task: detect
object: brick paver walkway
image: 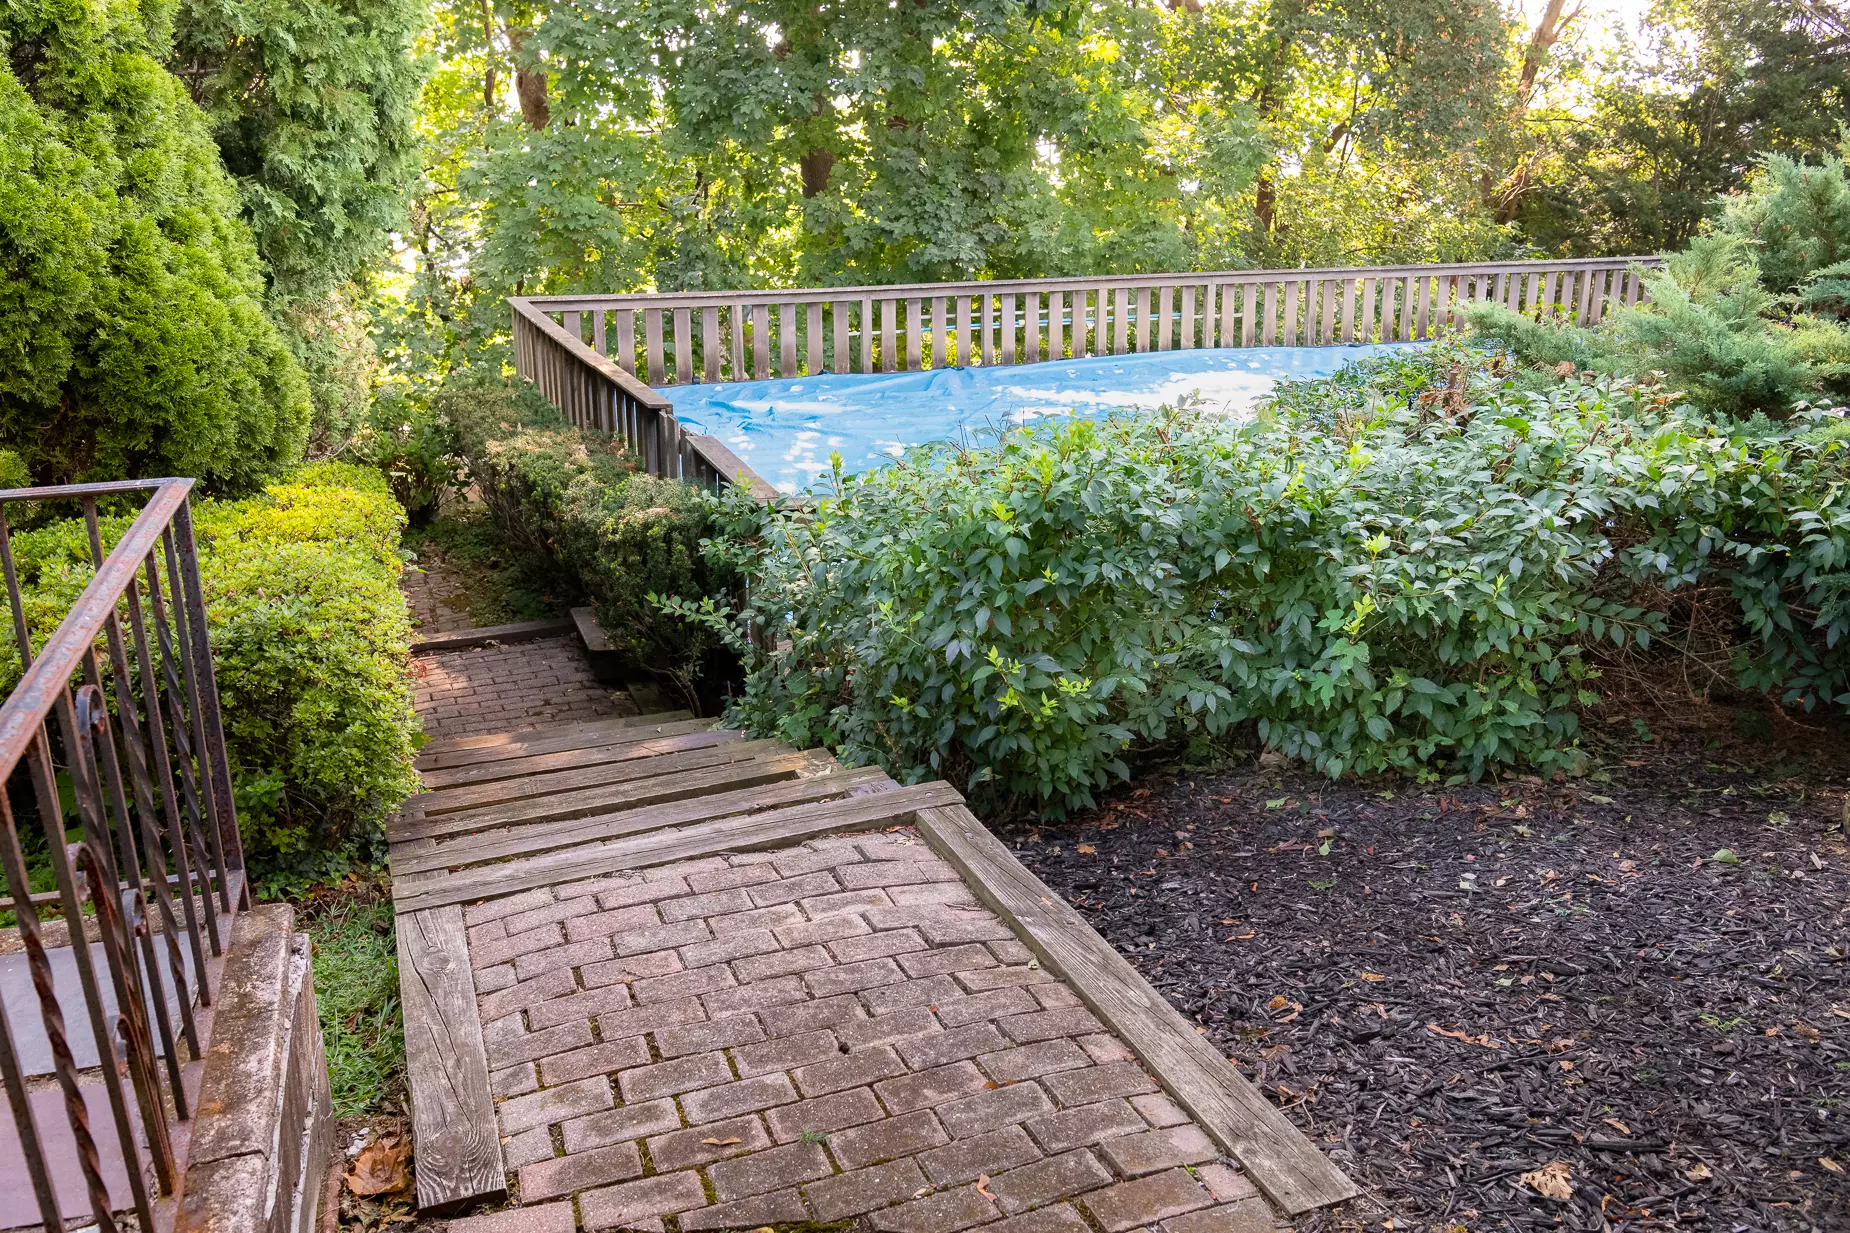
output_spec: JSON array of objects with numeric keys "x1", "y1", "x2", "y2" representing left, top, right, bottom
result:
[
  {"x1": 414, "y1": 637, "x2": 639, "y2": 744},
  {"x1": 405, "y1": 552, "x2": 481, "y2": 635},
  {"x1": 451, "y1": 832, "x2": 1285, "y2": 1233}
]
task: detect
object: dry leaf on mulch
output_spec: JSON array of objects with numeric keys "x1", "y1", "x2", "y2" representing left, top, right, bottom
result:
[
  {"x1": 346, "y1": 1133, "x2": 413, "y2": 1197},
  {"x1": 1519, "y1": 1160, "x2": 1574, "y2": 1201}
]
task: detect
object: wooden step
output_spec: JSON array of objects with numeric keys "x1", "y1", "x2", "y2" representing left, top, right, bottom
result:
[
  {"x1": 390, "y1": 764, "x2": 892, "y2": 876},
  {"x1": 396, "y1": 740, "x2": 790, "y2": 836},
  {"x1": 415, "y1": 717, "x2": 715, "y2": 773},
  {"x1": 397, "y1": 906, "x2": 505, "y2": 1214},
  {"x1": 417, "y1": 710, "x2": 694, "y2": 758},
  {"x1": 393, "y1": 780, "x2": 966, "y2": 913},
  {"x1": 392, "y1": 748, "x2": 836, "y2": 847},
  {"x1": 418, "y1": 729, "x2": 742, "y2": 792}
]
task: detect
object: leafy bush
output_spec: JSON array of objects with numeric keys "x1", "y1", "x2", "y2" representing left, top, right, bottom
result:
[
  {"x1": 0, "y1": 0, "x2": 310, "y2": 493},
  {"x1": 448, "y1": 376, "x2": 739, "y2": 711},
  {"x1": 687, "y1": 346, "x2": 1850, "y2": 816},
  {"x1": 0, "y1": 465, "x2": 420, "y2": 884}
]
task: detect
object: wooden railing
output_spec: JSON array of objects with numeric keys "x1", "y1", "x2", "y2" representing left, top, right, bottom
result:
[{"x1": 511, "y1": 255, "x2": 1658, "y2": 490}]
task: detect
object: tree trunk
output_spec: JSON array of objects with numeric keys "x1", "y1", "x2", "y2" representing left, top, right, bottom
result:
[
  {"x1": 800, "y1": 149, "x2": 836, "y2": 198},
  {"x1": 506, "y1": 26, "x2": 550, "y2": 130}
]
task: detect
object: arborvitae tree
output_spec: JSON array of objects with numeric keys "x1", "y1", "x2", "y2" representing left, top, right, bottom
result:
[
  {"x1": 0, "y1": 0, "x2": 310, "y2": 492},
  {"x1": 170, "y1": 0, "x2": 425, "y2": 301}
]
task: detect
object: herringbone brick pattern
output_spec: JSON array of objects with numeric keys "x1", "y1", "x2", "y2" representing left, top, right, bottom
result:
[{"x1": 461, "y1": 831, "x2": 1283, "y2": 1233}]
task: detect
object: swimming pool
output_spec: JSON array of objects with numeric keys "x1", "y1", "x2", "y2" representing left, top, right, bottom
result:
[{"x1": 665, "y1": 343, "x2": 1415, "y2": 493}]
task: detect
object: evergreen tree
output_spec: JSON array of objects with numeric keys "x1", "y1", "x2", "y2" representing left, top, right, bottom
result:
[{"x1": 0, "y1": 0, "x2": 310, "y2": 491}]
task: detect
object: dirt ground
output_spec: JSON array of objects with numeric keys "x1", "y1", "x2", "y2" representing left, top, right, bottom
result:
[{"x1": 1005, "y1": 703, "x2": 1850, "y2": 1232}]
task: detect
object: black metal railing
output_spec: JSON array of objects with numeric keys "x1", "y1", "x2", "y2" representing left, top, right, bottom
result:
[{"x1": 0, "y1": 479, "x2": 245, "y2": 1233}]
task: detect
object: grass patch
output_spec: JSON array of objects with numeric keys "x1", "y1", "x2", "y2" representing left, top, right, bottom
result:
[
  {"x1": 300, "y1": 875, "x2": 405, "y2": 1117},
  {"x1": 404, "y1": 505, "x2": 578, "y2": 627}
]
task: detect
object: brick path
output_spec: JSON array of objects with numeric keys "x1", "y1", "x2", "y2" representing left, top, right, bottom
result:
[
  {"x1": 446, "y1": 832, "x2": 1287, "y2": 1233},
  {"x1": 405, "y1": 552, "x2": 480, "y2": 635},
  {"x1": 413, "y1": 638, "x2": 640, "y2": 744}
]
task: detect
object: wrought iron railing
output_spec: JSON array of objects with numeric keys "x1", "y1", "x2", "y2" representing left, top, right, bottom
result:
[{"x1": 0, "y1": 478, "x2": 245, "y2": 1233}]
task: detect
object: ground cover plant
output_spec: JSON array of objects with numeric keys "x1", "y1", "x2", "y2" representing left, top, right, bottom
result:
[
  {"x1": 0, "y1": 464, "x2": 421, "y2": 889},
  {"x1": 691, "y1": 341, "x2": 1850, "y2": 817},
  {"x1": 1008, "y1": 714, "x2": 1850, "y2": 1230}
]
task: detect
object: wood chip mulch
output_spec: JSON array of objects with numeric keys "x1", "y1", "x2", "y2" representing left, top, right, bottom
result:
[{"x1": 1004, "y1": 720, "x2": 1850, "y2": 1232}]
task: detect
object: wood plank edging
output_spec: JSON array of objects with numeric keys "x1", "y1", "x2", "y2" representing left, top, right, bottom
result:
[
  {"x1": 418, "y1": 710, "x2": 693, "y2": 758},
  {"x1": 395, "y1": 906, "x2": 506, "y2": 1214},
  {"x1": 393, "y1": 780, "x2": 966, "y2": 913},
  {"x1": 409, "y1": 618, "x2": 576, "y2": 655},
  {"x1": 910, "y1": 804, "x2": 1360, "y2": 1216}
]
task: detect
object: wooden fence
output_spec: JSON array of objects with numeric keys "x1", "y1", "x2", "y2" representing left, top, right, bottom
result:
[{"x1": 511, "y1": 255, "x2": 1657, "y2": 492}]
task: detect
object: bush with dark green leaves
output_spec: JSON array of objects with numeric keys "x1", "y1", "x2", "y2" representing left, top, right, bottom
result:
[
  {"x1": 0, "y1": 465, "x2": 419, "y2": 886},
  {"x1": 680, "y1": 347, "x2": 1850, "y2": 816},
  {"x1": 449, "y1": 376, "x2": 738, "y2": 712},
  {"x1": 0, "y1": 0, "x2": 310, "y2": 492}
]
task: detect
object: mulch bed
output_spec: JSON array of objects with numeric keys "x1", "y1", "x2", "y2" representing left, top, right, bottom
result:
[{"x1": 1004, "y1": 711, "x2": 1850, "y2": 1232}]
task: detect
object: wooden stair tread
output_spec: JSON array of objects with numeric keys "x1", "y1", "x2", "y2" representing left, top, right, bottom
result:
[
  {"x1": 418, "y1": 710, "x2": 694, "y2": 757},
  {"x1": 416, "y1": 716, "x2": 714, "y2": 772},
  {"x1": 393, "y1": 747, "x2": 828, "y2": 844},
  {"x1": 390, "y1": 764, "x2": 892, "y2": 876},
  {"x1": 392, "y1": 780, "x2": 965, "y2": 912},
  {"x1": 419, "y1": 729, "x2": 741, "y2": 791},
  {"x1": 396, "y1": 740, "x2": 792, "y2": 833},
  {"x1": 397, "y1": 906, "x2": 506, "y2": 1214}
]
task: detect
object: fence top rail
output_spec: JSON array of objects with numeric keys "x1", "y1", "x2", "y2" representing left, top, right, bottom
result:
[
  {"x1": 522, "y1": 255, "x2": 1666, "y2": 313},
  {"x1": 0, "y1": 477, "x2": 193, "y2": 779},
  {"x1": 511, "y1": 297, "x2": 676, "y2": 412}
]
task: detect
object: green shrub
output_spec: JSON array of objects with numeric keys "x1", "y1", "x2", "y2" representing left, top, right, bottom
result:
[
  {"x1": 685, "y1": 347, "x2": 1850, "y2": 815},
  {"x1": 1713, "y1": 149, "x2": 1850, "y2": 296},
  {"x1": 0, "y1": 465, "x2": 420, "y2": 884},
  {"x1": 0, "y1": 0, "x2": 311, "y2": 493},
  {"x1": 439, "y1": 370, "x2": 736, "y2": 709},
  {"x1": 465, "y1": 416, "x2": 739, "y2": 712},
  {"x1": 1467, "y1": 235, "x2": 1850, "y2": 419}
]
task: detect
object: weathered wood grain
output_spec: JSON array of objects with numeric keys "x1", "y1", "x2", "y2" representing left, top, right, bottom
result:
[
  {"x1": 418, "y1": 710, "x2": 690, "y2": 759},
  {"x1": 393, "y1": 740, "x2": 791, "y2": 838},
  {"x1": 390, "y1": 764, "x2": 890, "y2": 876},
  {"x1": 393, "y1": 748, "x2": 830, "y2": 847},
  {"x1": 911, "y1": 803, "x2": 1359, "y2": 1216},
  {"x1": 417, "y1": 729, "x2": 741, "y2": 792},
  {"x1": 396, "y1": 906, "x2": 505, "y2": 1214},
  {"x1": 415, "y1": 717, "x2": 713, "y2": 772},
  {"x1": 394, "y1": 780, "x2": 964, "y2": 912}
]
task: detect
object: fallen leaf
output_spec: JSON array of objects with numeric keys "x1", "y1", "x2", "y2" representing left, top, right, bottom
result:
[
  {"x1": 1076, "y1": 843, "x2": 1097, "y2": 855},
  {"x1": 1267, "y1": 994, "x2": 1289, "y2": 1011},
  {"x1": 1823, "y1": 1157, "x2": 1846, "y2": 1174},
  {"x1": 1603, "y1": 1118, "x2": 1632, "y2": 1136},
  {"x1": 976, "y1": 1175, "x2": 996, "y2": 1201},
  {"x1": 1520, "y1": 1160, "x2": 1574, "y2": 1201},
  {"x1": 1685, "y1": 1162, "x2": 1712, "y2": 1182},
  {"x1": 1426, "y1": 1023, "x2": 1501, "y2": 1049},
  {"x1": 1710, "y1": 848, "x2": 1742, "y2": 865},
  {"x1": 345, "y1": 1134, "x2": 412, "y2": 1197},
  {"x1": 700, "y1": 1137, "x2": 743, "y2": 1146},
  {"x1": 1357, "y1": 971, "x2": 1386, "y2": 982}
]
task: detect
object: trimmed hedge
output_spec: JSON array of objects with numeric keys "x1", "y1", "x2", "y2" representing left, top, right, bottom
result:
[
  {"x1": 443, "y1": 373, "x2": 738, "y2": 712},
  {"x1": 1, "y1": 464, "x2": 419, "y2": 884}
]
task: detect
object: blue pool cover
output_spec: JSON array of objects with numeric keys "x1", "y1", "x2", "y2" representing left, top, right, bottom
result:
[{"x1": 665, "y1": 343, "x2": 1415, "y2": 494}]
